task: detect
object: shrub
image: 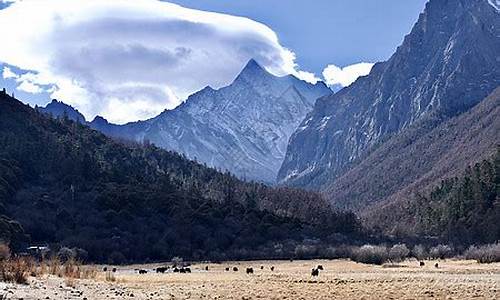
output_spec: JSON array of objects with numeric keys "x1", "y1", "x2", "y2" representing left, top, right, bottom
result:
[
  {"x1": 412, "y1": 244, "x2": 428, "y2": 260},
  {"x1": 429, "y1": 244, "x2": 454, "y2": 259},
  {"x1": 0, "y1": 258, "x2": 30, "y2": 284},
  {"x1": 81, "y1": 267, "x2": 97, "y2": 280},
  {"x1": 105, "y1": 271, "x2": 116, "y2": 282},
  {"x1": 351, "y1": 245, "x2": 388, "y2": 265},
  {"x1": 320, "y1": 245, "x2": 353, "y2": 259},
  {"x1": 294, "y1": 244, "x2": 318, "y2": 259},
  {"x1": 62, "y1": 258, "x2": 81, "y2": 278},
  {"x1": 388, "y1": 244, "x2": 410, "y2": 263},
  {"x1": 48, "y1": 256, "x2": 61, "y2": 275},
  {"x1": 171, "y1": 256, "x2": 183, "y2": 267},
  {"x1": 57, "y1": 247, "x2": 76, "y2": 263},
  {"x1": 73, "y1": 248, "x2": 89, "y2": 263},
  {"x1": 464, "y1": 244, "x2": 500, "y2": 263}
]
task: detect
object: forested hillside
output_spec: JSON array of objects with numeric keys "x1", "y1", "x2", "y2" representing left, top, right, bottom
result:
[
  {"x1": 0, "y1": 91, "x2": 362, "y2": 263},
  {"x1": 412, "y1": 148, "x2": 499, "y2": 244},
  {"x1": 327, "y1": 88, "x2": 499, "y2": 216}
]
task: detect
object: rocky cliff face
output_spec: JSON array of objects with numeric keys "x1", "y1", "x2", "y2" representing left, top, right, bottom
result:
[{"x1": 278, "y1": 0, "x2": 500, "y2": 187}]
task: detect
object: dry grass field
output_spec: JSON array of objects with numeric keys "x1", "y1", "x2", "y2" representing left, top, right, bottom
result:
[{"x1": 0, "y1": 259, "x2": 498, "y2": 299}]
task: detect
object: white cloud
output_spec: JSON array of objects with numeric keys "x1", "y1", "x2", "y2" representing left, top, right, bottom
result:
[
  {"x1": 322, "y1": 62, "x2": 374, "y2": 88},
  {"x1": 2, "y1": 66, "x2": 48, "y2": 94},
  {"x1": 17, "y1": 80, "x2": 44, "y2": 94},
  {"x1": 0, "y1": 0, "x2": 317, "y2": 123},
  {"x1": 2, "y1": 65, "x2": 52, "y2": 94},
  {"x1": 2, "y1": 66, "x2": 17, "y2": 79}
]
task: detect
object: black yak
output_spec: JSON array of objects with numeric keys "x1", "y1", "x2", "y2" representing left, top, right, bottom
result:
[
  {"x1": 246, "y1": 267, "x2": 254, "y2": 274},
  {"x1": 311, "y1": 268, "x2": 319, "y2": 277}
]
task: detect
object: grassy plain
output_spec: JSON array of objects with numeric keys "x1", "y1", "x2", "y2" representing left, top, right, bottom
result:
[{"x1": 0, "y1": 259, "x2": 498, "y2": 299}]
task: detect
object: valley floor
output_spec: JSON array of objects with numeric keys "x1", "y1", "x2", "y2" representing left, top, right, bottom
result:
[{"x1": 1, "y1": 259, "x2": 499, "y2": 299}]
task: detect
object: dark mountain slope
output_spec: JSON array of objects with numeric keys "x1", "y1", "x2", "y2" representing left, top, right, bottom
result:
[
  {"x1": 279, "y1": 0, "x2": 500, "y2": 187},
  {"x1": 0, "y1": 90, "x2": 362, "y2": 262},
  {"x1": 325, "y1": 87, "x2": 499, "y2": 221}
]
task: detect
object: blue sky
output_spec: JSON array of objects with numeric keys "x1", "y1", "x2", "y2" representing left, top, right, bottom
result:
[
  {"x1": 0, "y1": 0, "x2": 428, "y2": 123},
  {"x1": 168, "y1": 0, "x2": 428, "y2": 74}
]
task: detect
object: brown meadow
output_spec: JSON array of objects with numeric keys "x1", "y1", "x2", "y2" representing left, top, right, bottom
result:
[{"x1": 0, "y1": 259, "x2": 498, "y2": 299}]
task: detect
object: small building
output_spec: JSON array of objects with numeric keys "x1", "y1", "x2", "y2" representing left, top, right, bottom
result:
[{"x1": 26, "y1": 246, "x2": 51, "y2": 260}]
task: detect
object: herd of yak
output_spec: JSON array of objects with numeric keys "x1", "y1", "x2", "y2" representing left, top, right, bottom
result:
[
  {"x1": 102, "y1": 264, "x2": 325, "y2": 277},
  {"x1": 102, "y1": 261, "x2": 438, "y2": 278}
]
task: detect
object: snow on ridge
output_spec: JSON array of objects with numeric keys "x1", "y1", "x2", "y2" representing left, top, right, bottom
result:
[
  {"x1": 317, "y1": 116, "x2": 331, "y2": 131},
  {"x1": 488, "y1": 0, "x2": 500, "y2": 11}
]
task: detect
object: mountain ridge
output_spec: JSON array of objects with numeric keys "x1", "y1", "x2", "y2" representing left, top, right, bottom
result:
[
  {"x1": 278, "y1": 0, "x2": 500, "y2": 187},
  {"x1": 40, "y1": 59, "x2": 332, "y2": 183}
]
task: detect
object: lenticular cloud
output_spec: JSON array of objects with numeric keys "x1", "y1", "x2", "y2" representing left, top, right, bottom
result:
[{"x1": 0, "y1": 0, "x2": 315, "y2": 123}]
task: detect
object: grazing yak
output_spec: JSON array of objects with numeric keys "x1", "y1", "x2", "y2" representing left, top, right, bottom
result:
[
  {"x1": 246, "y1": 267, "x2": 254, "y2": 274},
  {"x1": 270, "y1": 266, "x2": 275, "y2": 272},
  {"x1": 138, "y1": 269, "x2": 147, "y2": 274},
  {"x1": 112, "y1": 267, "x2": 117, "y2": 273},
  {"x1": 176, "y1": 267, "x2": 191, "y2": 273},
  {"x1": 311, "y1": 268, "x2": 319, "y2": 277},
  {"x1": 317, "y1": 265, "x2": 324, "y2": 271},
  {"x1": 102, "y1": 267, "x2": 107, "y2": 272},
  {"x1": 435, "y1": 263, "x2": 439, "y2": 268},
  {"x1": 233, "y1": 267, "x2": 239, "y2": 272},
  {"x1": 419, "y1": 261, "x2": 425, "y2": 267},
  {"x1": 205, "y1": 266, "x2": 209, "y2": 271},
  {"x1": 156, "y1": 267, "x2": 169, "y2": 273},
  {"x1": 225, "y1": 267, "x2": 230, "y2": 271}
]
